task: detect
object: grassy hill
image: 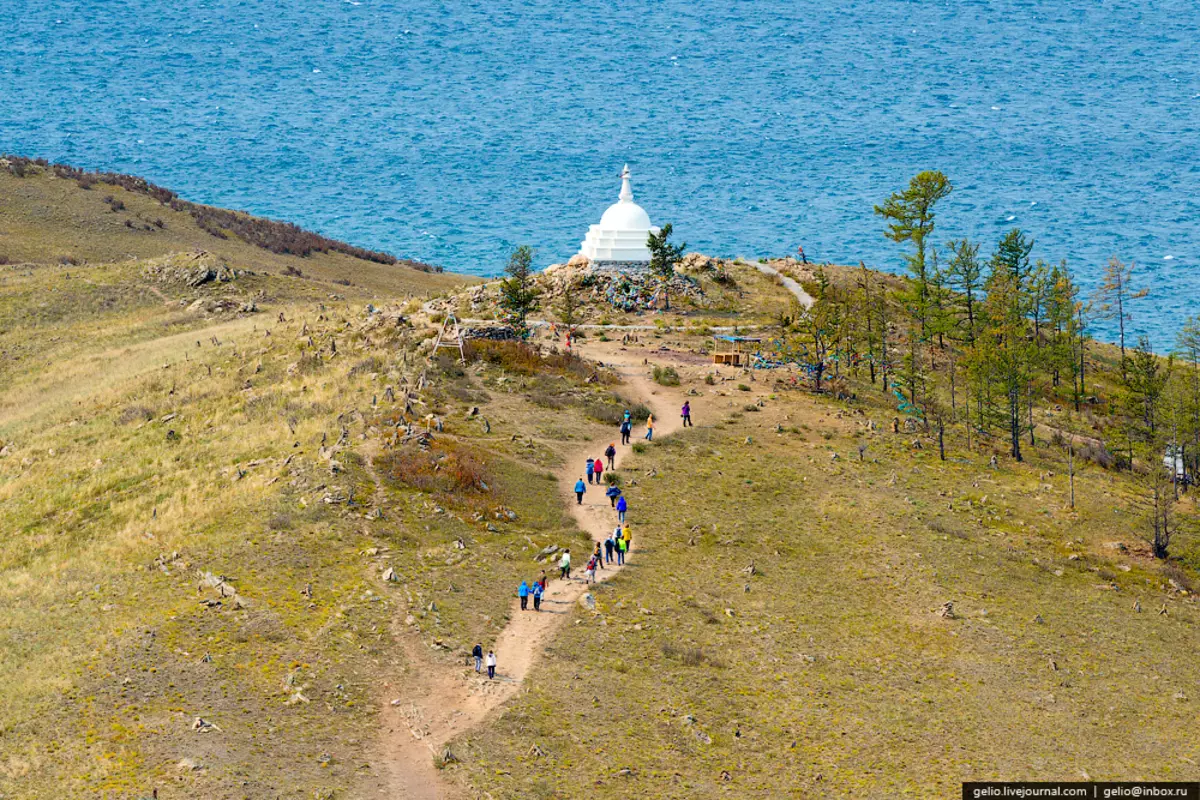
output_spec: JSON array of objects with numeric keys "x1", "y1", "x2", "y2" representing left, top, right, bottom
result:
[
  {"x1": 0, "y1": 156, "x2": 465, "y2": 297},
  {"x1": 452, "y1": 344, "x2": 1200, "y2": 797},
  {"x1": 2, "y1": 160, "x2": 1198, "y2": 799}
]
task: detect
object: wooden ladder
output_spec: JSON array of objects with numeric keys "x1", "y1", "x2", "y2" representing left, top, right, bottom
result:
[{"x1": 431, "y1": 312, "x2": 466, "y2": 364}]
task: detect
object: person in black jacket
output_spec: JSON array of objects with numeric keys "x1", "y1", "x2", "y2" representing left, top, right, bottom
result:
[
  {"x1": 605, "y1": 442, "x2": 617, "y2": 470},
  {"x1": 472, "y1": 643, "x2": 483, "y2": 673}
]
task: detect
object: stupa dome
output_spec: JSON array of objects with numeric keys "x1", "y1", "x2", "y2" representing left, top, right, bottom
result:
[{"x1": 579, "y1": 165, "x2": 660, "y2": 268}]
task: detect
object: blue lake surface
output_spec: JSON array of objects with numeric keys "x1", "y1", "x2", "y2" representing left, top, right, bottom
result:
[{"x1": 2, "y1": 0, "x2": 1199, "y2": 343}]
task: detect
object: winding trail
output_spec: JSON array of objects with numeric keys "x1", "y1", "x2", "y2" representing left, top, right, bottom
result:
[
  {"x1": 374, "y1": 341, "x2": 685, "y2": 799},
  {"x1": 750, "y1": 258, "x2": 816, "y2": 309}
]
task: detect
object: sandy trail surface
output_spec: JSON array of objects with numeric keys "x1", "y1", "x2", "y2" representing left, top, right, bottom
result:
[{"x1": 375, "y1": 340, "x2": 685, "y2": 798}]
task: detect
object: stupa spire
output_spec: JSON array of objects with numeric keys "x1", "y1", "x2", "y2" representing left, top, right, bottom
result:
[{"x1": 619, "y1": 164, "x2": 633, "y2": 202}]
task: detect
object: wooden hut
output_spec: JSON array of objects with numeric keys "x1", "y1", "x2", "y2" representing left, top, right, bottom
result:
[{"x1": 712, "y1": 335, "x2": 761, "y2": 367}]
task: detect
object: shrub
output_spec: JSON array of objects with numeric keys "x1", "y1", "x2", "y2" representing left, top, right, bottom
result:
[
  {"x1": 282, "y1": 265, "x2": 305, "y2": 278},
  {"x1": 582, "y1": 394, "x2": 650, "y2": 425},
  {"x1": 737, "y1": 383, "x2": 751, "y2": 392},
  {"x1": 349, "y1": 355, "x2": 383, "y2": 377},
  {"x1": 652, "y1": 365, "x2": 681, "y2": 386},
  {"x1": 631, "y1": 442, "x2": 647, "y2": 454},
  {"x1": 116, "y1": 405, "x2": 154, "y2": 425},
  {"x1": 705, "y1": 374, "x2": 715, "y2": 385},
  {"x1": 267, "y1": 513, "x2": 293, "y2": 531},
  {"x1": 377, "y1": 440, "x2": 489, "y2": 496},
  {"x1": 466, "y1": 340, "x2": 606, "y2": 384}
]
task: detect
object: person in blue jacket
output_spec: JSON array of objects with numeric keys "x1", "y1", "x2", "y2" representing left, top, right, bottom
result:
[
  {"x1": 531, "y1": 579, "x2": 544, "y2": 611},
  {"x1": 586, "y1": 457, "x2": 595, "y2": 484},
  {"x1": 605, "y1": 484, "x2": 622, "y2": 507},
  {"x1": 517, "y1": 580, "x2": 529, "y2": 611},
  {"x1": 616, "y1": 494, "x2": 627, "y2": 523},
  {"x1": 575, "y1": 478, "x2": 586, "y2": 505}
]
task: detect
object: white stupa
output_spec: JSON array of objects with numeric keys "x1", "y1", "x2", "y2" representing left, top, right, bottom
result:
[{"x1": 578, "y1": 165, "x2": 660, "y2": 270}]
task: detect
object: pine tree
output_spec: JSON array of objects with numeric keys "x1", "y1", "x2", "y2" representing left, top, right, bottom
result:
[
  {"x1": 499, "y1": 245, "x2": 539, "y2": 330},
  {"x1": 647, "y1": 223, "x2": 686, "y2": 310}
]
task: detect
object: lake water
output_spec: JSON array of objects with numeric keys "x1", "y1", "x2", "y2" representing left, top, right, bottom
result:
[{"x1": 2, "y1": 0, "x2": 1198, "y2": 343}]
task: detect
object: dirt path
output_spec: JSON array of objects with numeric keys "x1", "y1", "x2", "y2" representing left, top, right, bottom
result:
[
  {"x1": 750, "y1": 259, "x2": 815, "y2": 308},
  {"x1": 374, "y1": 342, "x2": 686, "y2": 799}
]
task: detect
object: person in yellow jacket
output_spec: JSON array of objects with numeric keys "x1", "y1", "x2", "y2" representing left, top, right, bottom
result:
[
  {"x1": 621, "y1": 524, "x2": 631, "y2": 555},
  {"x1": 644, "y1": 414, "x2": 655, "y2": 441}
]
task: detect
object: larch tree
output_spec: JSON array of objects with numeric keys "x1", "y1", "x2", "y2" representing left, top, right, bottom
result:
[
  {"x1": 944, "y1": 238, "x2": 983, "y2": 344},
  {"x1": 1175, "y1": 315, "x2": 1200, "y2": 485},
  {"x1": 874, "y1": 171, "x2": 953, "y2": 333},
  {"x1": 1092, "y1": 256, "x2": 1148, "y2": 377}
]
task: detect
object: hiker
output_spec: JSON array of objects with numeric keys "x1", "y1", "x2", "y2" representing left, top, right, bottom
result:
[
  {"x1": 593, "y1": 457, "x2": 604, "y2": 483},
  {"x1": 532, "y1": 578, "x2": 543, "y2": 611},
  {"x1": 604, "y1": 532, "x2": 615, "y2": 563},
  {"x1": 585, "y1": 554, "x2": 597, "y2": 584},
  {"x1": 593, "y1": 541, "x2": 604, "y2": 571},
  {"x1": 616, "y1": 494, "x2": 628, "y2": 523},
  {"x1": 586, "y1": 457, "x2": 595, "y2": 484},
  {"x1": 623, "y1": 409, "x2": 632, "y2": 424},
  {"x1": 605, "y1": 443, "x2": 616, "y2": 470},
  {"x1": 574, "y1": 478, "x2": 586, "y2": 505},
  {"x1": 486, "y1": 650, "x2": 497, "y2": 680},
  {"x1": 798, "y1": 244, "x2": 808, "y2": 264},
  {"x1": 644, "y1": 413, "x2": 655, "y2": 441},
  {"x1": 559, "y1": 549, "x2": 571, "y2": 580},
  {"x1": 472, "y1": 643, "x2": 483, "y2": 673},
  {"x1": 622, "y1": 524, "x2": 632, "y2": 554},
  {"x1": 616, "y1": 530, "x2": 627, "y2": 565},
  {"x1": 681, "y1": 400, "x2": 693, "y2": 427},
  {"x1": 518, "y1": 580, "x2": 529, "y2": 611},
  {"x1": 620, "y1": 419, "x2": 632, "y2": 445},
  {"x1": 605, "y1": 483, "x2": 622, "y2": 507}
]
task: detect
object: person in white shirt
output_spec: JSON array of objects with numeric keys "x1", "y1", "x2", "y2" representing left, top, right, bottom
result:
[{"x1": 485, "y1": 650, "x2": 497, "y2": 680}]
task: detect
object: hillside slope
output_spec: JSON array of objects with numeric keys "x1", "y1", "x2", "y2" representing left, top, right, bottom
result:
[{"x1": 0, "y1": 157, "x2": 466, "y2": 296}]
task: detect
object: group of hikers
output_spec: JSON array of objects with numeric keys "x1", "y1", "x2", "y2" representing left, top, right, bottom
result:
[{"x1": 473, "y1": 396, "x2": 696, "y2": 680}]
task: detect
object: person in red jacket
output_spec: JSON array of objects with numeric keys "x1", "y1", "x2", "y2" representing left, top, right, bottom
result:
[{"x1": 593, "y1": 456, "x2": 604, "y2": 484}]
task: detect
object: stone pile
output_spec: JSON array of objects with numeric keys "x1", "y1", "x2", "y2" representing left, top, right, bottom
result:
[
  {"x1": 143, "y1": 250, "x2": 241, "y2": 287},
  {"x1": 462, "y1": 325, "x2": 518, "y2": 341}
]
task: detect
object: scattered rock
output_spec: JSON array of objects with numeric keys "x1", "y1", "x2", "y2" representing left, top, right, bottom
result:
[{"x1": 382, "y1": 567, "x2": 398, "y2": 582}]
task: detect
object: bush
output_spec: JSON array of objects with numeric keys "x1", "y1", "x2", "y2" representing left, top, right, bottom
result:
[
  {"x1": 267, "y1": 513, "x2": 293, "y2": 531},
  {"x1": 349, "y1": 355, "x2": 384, "y2": 377},
  {"x1": 737, "y1": 383, "x2": 751, "y2": 392},
  {"x1": 378, "y1": 441, "x2": 489, "y2": 495},
  {"x1": 631, "y1": 442, "x2": 647, "y2": 454},
  {"x1": 466, "y1": 340, "x2": 606, "y2": 384},
  {"x1": 705, "y1": 374, "x2": 715, "y2": 385},
  {"x1": 582, "y1": 394, "x2": 650, "y2": 425},
  {"x1": 116, "y1": 405, "x2": 154, "y2": 425},
  {"x1": 652, "y1": 365, "x2": 681, "y2": 386}
]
